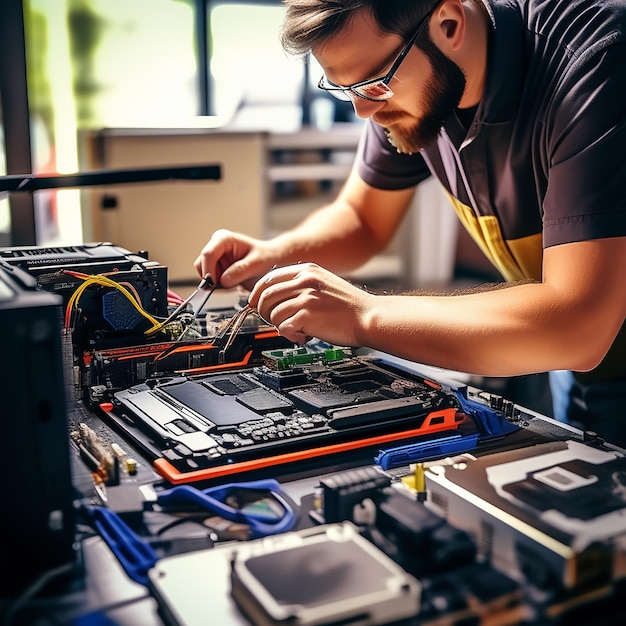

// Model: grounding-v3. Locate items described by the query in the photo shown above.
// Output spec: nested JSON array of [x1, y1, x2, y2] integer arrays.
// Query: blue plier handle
[[88, 505, 159, 586], [155, 478, 297, 539]]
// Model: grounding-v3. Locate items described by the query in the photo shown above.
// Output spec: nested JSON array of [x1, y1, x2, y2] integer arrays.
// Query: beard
[[376, 34, 467, 155]]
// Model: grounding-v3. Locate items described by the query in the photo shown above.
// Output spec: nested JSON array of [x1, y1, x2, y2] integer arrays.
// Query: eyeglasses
[[318, 8, 434, 102]]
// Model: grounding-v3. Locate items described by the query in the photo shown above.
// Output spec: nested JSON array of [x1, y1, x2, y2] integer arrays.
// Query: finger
[[272, 316, 311, 344], [193, 251, 208, 278], [196, 238, 235, 287], [284, 329, 314, 345], [194, 249, 215, 283], [264, 294, 313, 341], [248, 265, 288, 307]]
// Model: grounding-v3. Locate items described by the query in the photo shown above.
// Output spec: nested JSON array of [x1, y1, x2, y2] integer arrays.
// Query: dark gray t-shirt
[[356, 0, 626, 382]]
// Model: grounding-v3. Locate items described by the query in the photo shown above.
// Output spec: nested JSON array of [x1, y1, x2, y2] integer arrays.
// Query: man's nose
[[351, 97, 386, 119]]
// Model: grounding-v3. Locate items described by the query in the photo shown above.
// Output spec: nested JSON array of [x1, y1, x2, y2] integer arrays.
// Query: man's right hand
[[193, 229, 280, 291]]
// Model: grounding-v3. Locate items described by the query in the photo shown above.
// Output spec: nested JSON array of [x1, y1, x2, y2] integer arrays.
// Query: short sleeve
[[542, 43, 626, 247]]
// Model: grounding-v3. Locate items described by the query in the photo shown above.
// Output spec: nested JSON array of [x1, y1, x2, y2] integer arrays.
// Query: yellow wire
[[65, 274, 162, 334]]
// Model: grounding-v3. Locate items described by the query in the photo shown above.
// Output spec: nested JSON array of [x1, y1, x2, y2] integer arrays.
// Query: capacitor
[[125, 457, 138, 475]]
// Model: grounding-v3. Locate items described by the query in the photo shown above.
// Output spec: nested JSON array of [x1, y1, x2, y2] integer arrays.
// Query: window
[[10, 0, 354, 246]]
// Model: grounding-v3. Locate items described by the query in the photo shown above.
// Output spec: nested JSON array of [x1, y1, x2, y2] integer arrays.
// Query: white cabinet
[[80, 127, 268, 283], [79, 124, 455, 288]]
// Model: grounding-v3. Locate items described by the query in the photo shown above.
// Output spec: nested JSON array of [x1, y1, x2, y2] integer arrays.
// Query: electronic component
[[374, 386, 522, 469], [71, 422, 119, 485], [1, 243, 171, 386], [309, 465, 477, 579], [61, 264, 170, 360], [376, 486, 477, 578], [417, 562, 525, 625], [84, 309, 291, 398], [147, 519, 523, 626], [0, 242, 168, 321], [310, 465, 392, 524], [0, 241, 160, 288], [262, 346, 349, 370], [229, 522, 421, 626], [101, 484, 147, 525], [424, 440, 626, 592], [99, 352, 462, 483]]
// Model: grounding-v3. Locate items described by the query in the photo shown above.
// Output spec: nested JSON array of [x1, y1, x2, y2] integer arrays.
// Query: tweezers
[[215, 304, 258, 364]]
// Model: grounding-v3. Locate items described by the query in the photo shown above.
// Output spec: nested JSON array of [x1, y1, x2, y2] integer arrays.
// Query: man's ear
[[430, 0, 466, 52]]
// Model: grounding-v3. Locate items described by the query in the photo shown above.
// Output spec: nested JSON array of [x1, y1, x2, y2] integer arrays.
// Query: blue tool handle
[[202, 478, 284, 517], [453, 388, 520, 437], [156, 478, 297, 538], [89, 506, 158, 586], [374, 433, 479, 470]]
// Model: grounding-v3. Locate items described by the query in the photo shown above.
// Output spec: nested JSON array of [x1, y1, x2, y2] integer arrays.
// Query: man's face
[[314, 10, 467, 155], [377, 35, 467, 154]]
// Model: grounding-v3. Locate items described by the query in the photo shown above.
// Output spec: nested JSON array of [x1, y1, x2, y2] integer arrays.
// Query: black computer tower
[[0, 262, 76, 595]]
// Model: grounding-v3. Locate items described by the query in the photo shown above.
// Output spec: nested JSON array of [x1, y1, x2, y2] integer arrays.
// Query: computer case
[[0, 262, 76, 595]]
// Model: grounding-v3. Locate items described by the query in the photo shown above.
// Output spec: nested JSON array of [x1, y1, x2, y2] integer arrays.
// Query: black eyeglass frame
[[317, 6, 436, 102]]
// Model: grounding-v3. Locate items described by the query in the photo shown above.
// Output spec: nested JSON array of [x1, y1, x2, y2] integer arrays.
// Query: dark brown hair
[[280, 0, 438, 57]]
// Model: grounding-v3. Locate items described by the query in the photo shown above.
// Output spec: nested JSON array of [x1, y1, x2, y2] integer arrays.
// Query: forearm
[[358, 282, 620, 377], [269, 201, 382, 273], [266, 171, 414, 273]]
